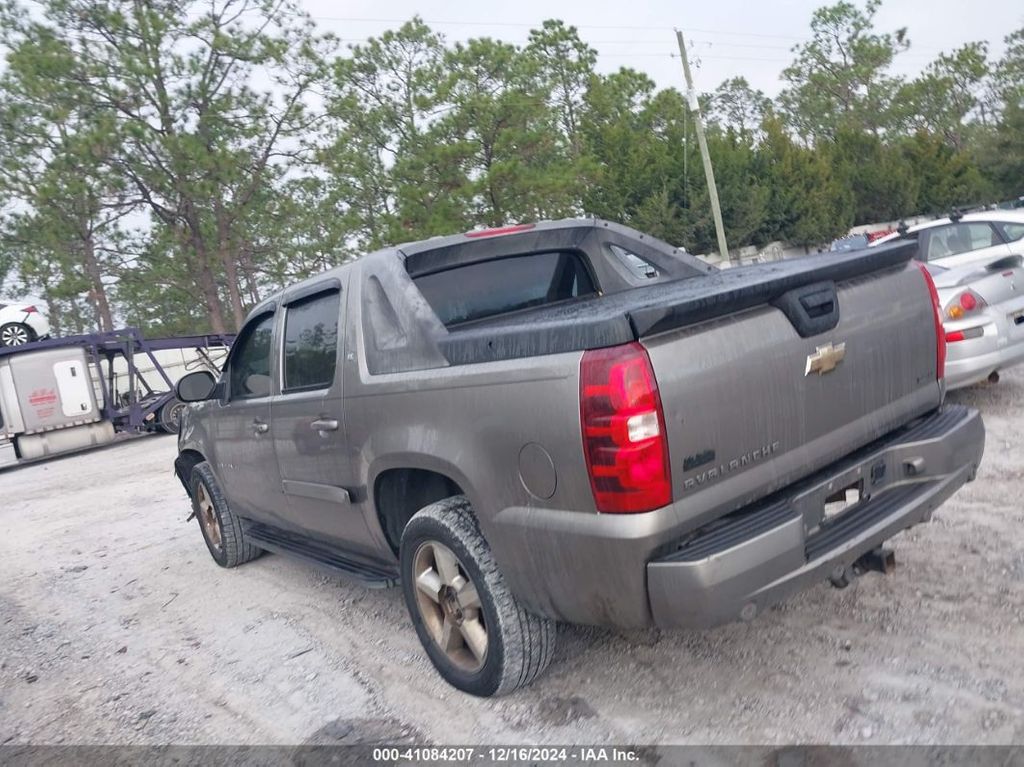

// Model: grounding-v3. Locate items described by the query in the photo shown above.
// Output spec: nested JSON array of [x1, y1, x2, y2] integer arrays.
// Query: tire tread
[[401, 495, 556, 696], [191, 462, 261, 568]]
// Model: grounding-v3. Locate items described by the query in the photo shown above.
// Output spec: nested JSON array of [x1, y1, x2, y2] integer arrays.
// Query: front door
[[209, 311, 286, 525], [271, 283, 377, 554]]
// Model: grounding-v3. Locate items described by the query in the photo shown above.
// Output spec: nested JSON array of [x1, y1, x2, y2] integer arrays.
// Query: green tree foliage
[[898, 43, 990, 148], [991, 27, 1024, 111], [0, 2, 1020, 337], [702, 77, 771, 137], [758, 116, 852, 248], [975, 101, 1024, 200], [525, 20, 597, 156], [0, 14, 127, 332], [779, 0, 909, 138], [0, 0, 333, 334]]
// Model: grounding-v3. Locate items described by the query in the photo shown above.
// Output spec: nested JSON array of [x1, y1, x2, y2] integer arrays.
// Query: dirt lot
[[1, 371, 1023, 747]]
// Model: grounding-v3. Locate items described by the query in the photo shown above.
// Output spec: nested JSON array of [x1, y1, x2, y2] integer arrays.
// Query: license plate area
[[822, 479, 864, 522]]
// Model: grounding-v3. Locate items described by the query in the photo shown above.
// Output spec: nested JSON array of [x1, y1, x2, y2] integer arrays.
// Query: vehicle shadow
[[0, 431, 166, 475]]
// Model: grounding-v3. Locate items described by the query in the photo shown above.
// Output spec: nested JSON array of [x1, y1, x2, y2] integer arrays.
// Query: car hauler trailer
[[0, 328, 231, 468]]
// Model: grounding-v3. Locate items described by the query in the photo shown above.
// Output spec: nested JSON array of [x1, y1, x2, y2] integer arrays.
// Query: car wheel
[[159, 398, 187, 434], [400, 495, 556, 697], [0, 322, 35, 347], [189, 462, 262, 568]]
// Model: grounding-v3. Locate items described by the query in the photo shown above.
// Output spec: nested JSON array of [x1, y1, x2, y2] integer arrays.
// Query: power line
[[306, 14, 810, 41], [309, 15, 952, 52]]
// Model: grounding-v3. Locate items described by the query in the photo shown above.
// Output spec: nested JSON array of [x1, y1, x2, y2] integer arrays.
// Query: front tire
[[0, 322, 35, 347], [400, 496, 556, 697], [189, 462, 262, 568]]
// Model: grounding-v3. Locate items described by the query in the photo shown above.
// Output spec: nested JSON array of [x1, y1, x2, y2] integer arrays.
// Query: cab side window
[[283, 290, 341, 392], [229, 313, 275, 400]]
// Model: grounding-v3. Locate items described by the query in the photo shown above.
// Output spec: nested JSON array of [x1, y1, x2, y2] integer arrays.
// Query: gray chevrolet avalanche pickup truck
[[174, 219, 985, 697]]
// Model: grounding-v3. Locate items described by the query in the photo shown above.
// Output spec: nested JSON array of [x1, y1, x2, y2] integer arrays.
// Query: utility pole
[[675, 29, 733, 266]]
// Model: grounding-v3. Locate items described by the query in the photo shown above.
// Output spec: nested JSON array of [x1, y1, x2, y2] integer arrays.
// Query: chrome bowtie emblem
[[805, 342, 846, 376]]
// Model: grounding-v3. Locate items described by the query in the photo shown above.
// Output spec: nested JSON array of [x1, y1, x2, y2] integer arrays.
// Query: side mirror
[[176, 371, 217, 403]]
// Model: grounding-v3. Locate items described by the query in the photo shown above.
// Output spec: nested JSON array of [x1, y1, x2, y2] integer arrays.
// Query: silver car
[[930, 255, 1024, 389]]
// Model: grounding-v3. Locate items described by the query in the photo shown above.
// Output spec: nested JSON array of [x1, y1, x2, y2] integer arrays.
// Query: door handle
[[310, 418, 339, 432], [252, 419, 269, 435]]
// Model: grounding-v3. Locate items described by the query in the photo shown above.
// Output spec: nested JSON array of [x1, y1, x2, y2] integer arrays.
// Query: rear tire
[[159, 398, 187, 434], [0, 322, 35, 347], [189, 462, 262, 568], [400, 495, 556, 697]]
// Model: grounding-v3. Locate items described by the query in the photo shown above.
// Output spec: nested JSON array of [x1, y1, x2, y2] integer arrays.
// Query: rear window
[[609, 244, 660, 279], [413, 251, 596, 326]]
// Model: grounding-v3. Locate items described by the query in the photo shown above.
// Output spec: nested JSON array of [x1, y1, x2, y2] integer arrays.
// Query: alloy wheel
[[412, 541, 488, 672], [1, 324, 30, 346], [196, 482, 223, 551]]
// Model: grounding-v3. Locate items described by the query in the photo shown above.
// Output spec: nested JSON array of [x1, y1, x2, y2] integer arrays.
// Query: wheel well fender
[[174, 449, 206, 498], [374, 467, 466, 554]]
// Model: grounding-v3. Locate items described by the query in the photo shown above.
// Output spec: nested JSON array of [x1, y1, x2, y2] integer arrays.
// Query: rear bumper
[[492, 405, 984, 630], [944, 302, 1024, 389], [649, 405, 984, 628]]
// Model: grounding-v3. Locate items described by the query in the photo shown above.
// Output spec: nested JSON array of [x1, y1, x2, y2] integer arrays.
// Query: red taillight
[[946, 330, 965, 343], [464, 223, 535, 238], [22, 306, 37, 314], [915, 263, 946, 382], [580, 342, 671, 513], [959, 292, 977, 311]]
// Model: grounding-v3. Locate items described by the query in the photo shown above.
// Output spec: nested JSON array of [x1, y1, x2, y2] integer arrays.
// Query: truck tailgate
[[645, 260, 941, 524]]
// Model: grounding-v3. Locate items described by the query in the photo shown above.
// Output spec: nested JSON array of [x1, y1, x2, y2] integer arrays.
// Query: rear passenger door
[[271, 281, 375, 551]]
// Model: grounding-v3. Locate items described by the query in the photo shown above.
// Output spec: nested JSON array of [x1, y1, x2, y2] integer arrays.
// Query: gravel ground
[[1, 371, 1022, 747]]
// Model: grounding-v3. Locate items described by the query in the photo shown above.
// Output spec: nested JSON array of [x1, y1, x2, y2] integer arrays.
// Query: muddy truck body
[[175, 219, 985, 696]]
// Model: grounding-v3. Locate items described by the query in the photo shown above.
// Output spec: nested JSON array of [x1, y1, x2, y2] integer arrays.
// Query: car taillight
[[580, 342, 671, 513], [915, 262, 946, 382], [22, 306, 37, 313], [945, 289, 986, 320], [946, 327, 984, 343]]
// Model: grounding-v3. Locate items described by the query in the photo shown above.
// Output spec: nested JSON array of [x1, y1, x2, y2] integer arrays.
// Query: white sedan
[[872, 210, 1024, 268], [0, 301, 51, 347]]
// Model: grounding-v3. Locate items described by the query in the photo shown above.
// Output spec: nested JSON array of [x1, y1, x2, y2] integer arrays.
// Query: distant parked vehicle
[[0, 328, 232, 469], [0, 301, 50, 347], [828, 233, 869, 252], [927, 255, 1024, 390], [872, 211, 1024, 269]]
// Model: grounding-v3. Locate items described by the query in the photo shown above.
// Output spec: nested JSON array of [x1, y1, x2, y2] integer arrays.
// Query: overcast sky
[[298, 0, 1023, 97]]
